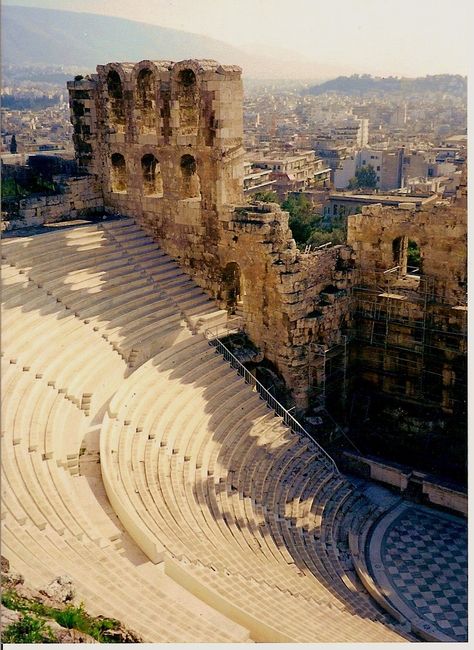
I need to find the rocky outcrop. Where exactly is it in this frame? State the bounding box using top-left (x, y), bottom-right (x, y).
top-left (1, 557), bottom-right (142, 643)
top-left (39, 575), bottom-right (75, 603)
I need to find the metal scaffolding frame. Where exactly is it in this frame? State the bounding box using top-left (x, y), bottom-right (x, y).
top-left (349, 266), bottom-right (467, 409)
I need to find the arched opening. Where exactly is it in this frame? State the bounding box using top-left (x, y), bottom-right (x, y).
top-left (179, 69), bottom-right (196, 87)
top-left (110, 153), bottom-right (127, 193)
top-left (72, 100), bottom-right (84, 117)
top-left (407, 240), bottom-right (422, 276)
top-left (136, 68), bottom-right (155, 132)
top-left (177, 68), bottom-right (198, 133)
top-left (222, 262), bottom-right (243, 313)
top-left (392, 235), bottom-right (408, 276)
top-left (106, 70), bottom-right (125, 130)
top-left (141, 154), bottom-right (163, 197)
top-left (180, 154), bottom-right (200, 198)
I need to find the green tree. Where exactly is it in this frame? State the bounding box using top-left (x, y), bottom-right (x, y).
top-left (348, 164), bottom-right (378, 190)
top-left (252, 190), bottom-right (278, 203)
top-left (347, 176), bottom-right (358, 190)
top-left (407, 240), bottom-right (421, 269)
top-left (281, 194), bottom-right (322, 245)
top-left (308, 226), bottom-right (346, 248)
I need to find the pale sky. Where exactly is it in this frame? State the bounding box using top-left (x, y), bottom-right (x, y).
top-left (5, 0), bottom-right (471, 75)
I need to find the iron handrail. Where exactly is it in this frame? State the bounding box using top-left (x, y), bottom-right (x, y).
top-left (205, 330), bottom-right (339, 474)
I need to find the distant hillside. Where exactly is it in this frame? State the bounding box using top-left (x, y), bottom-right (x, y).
top-left (1, 5), bottom-right (336, 80)
top-left (304, 74), bottom-right (467, 97)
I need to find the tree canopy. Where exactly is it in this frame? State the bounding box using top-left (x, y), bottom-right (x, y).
top-left (281, 194), bottom-right (321, 244)
top-left (348, 164), bottom-right (378, 190)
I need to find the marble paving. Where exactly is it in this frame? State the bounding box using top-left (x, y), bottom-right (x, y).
top-left (367, 502), bottom-right (467, 642)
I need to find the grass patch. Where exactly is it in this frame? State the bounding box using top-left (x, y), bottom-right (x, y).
top-left (2, 589), bottom-right (119, 642)
top-left (55, 604), bottom-right (116, 641)
top-left (2, 613), bottom-right (57, 643)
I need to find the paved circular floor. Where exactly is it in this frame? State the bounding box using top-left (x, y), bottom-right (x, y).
top-left (367, 502), bottom-right (467, 642)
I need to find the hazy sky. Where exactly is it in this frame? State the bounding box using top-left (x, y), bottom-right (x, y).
top-left (5, 0), bottom-right (470, 75)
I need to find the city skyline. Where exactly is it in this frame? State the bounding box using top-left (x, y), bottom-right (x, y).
top-left (4, 0), bottom-right (470, 77)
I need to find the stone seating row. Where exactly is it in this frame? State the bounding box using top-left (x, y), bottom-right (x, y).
top-left (2, 220), bottom-right (403, 642)
top-left (4, 217), bottom-right (228, 340)
top-left (98, 220), bottom-right (228, 332)
top-left (113, 354), bottom-right (315, 591)
top-left (1, 360), bottom-right (108, 543)
top-left (3, 219), bottom-right (220, 329)
top-left (2, 235), bottom-right (191, 369)
top-left (100, 335), bottom-right (404, 642)
top-left (102, 344), bottom-right (330, 592)
top-left (1, 518), bottom-right (248, 642)
top-left (0, 362), bottom-right (248, 642)
top-left (166, 554), bottom-right (401, 643)
top-left (1, 360), bottom-right (83, 463)
top-left (2, 284), bottom-right (126, 414)
top-left (2, 219), bottom-right (224, 364)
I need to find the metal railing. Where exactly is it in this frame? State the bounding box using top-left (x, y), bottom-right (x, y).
top-left (204, 316), bottom-right (243, 341)
top-left (205, 331), bottom-right (339, 474)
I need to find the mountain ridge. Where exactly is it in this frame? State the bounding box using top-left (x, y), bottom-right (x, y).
top-left (1, 5), bottom-right (342, 80)
top-left (304, 73), bottom-right (467, 96)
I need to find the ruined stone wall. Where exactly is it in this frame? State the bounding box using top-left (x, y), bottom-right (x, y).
top-left (68, 60), bottom-right (353, 408)
top-left (347, 202), bottom-right (467, 417)
top-left (347, 202), bottom-right (467, 304)
top-left (217, 203), bottom-right (354, 406)
top-left (1, 176), bottom-right (103, 231)
top-left (67, 60), bottom-right (466, 419)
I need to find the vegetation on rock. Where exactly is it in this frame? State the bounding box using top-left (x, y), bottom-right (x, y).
top-left (2, 613), bottom-right (57, 643)
top-left (1, 580), bottom-right (141, 644)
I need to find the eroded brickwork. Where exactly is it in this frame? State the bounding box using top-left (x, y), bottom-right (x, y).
top-left (68, 60), bottom-right (354, 408)
top-left (346, 201), bottom-right (466, 479)
top-left (67, 60), bottom-right (466, 421)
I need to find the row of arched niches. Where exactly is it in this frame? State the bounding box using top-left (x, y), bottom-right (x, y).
top-left (91, 60), bottom-right (240, 143)
top-left (109, 152), bottom-right (200, 198)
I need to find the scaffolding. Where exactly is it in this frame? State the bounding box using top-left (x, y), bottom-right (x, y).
top-left (309, 335), bottom-right (349, 411)
top-left (349, 266), bottom-right (467, 411)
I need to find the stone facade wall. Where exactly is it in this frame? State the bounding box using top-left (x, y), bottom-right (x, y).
top-left (346, 202), bottom-right (467, 419)
top-left (67, 60), bottom-right (466, 417)
top-left (67, 60), bottom-right (354, 408)
top-left (342, 452), bottom-right (467, 516)
top-left (2, 176), bottom-right (103, 231)
top-left (347, 202), bottom-right (467, 304)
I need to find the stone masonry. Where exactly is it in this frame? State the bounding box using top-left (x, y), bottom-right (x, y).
top-left (1, 176), bottom-right (102, 231)
top-left (67, 59), bottom-right (354, 408)
top-left (347, 201), bottom-right (467, 417)
top-left (67, 59), bottom-right (466, 416)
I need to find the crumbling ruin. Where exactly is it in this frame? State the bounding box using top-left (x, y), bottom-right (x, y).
top-left (67, 59), bottom-right (467, 480)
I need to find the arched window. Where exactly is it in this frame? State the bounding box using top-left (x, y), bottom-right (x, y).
top-left (141, 154), bottom-right (163, 197)
top-left (177, 68), bottom-right (198, 133)
top-left (110, 153), bottom-right (127, 193)
top-left (392, 235), bottom-right (407, 276)
top-left (392, 235), bottom-right (422, 280)
top-left (180, 154), bottom-right (200, 198)
top-left (179, 69), bottom-right (196, 87)
top-left (222, 262), bottom-right (243, 313)
top-left (136, 68), bottom-right (155, 132)
top-left (407, 240), bottom-right (422, 276)
top-left (106, 70), bottom-right (125, 130)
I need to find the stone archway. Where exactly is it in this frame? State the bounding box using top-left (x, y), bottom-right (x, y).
top-left (136, 68), bottom-right (156, 132)
top-left (106, 70), bottom-right (125, 131)
top-left (222, 262), bottom-right (243, 314)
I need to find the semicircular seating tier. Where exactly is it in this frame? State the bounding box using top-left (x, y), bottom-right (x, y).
top-left (1, 218), bottom-right (409, 643)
